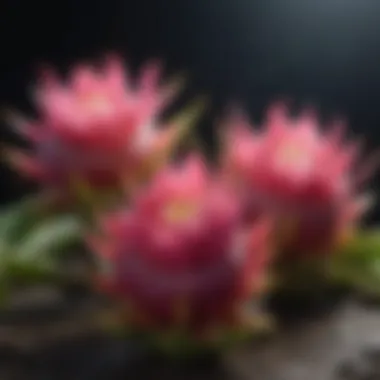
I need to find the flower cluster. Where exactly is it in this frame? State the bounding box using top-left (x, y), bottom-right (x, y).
top-left (220, 104), bottom-right (375, 258)
top-left (5, 55), bottom-right (186, 202)
top-left (4, 54), bottom-right (378, 347)
top-left (91, 155), bottom-right (272, 337)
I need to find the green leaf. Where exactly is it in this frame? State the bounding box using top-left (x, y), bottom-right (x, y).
top-left (0, 199), bottom-right (86, 292)
top-left (0, 195), bottom-right (51, 244)
top-left (165, 96), bottom-right (208, 154)
top-left (7, 259), bottom-right (56, 283)
top-left (0, 199), bottom-right (31, 239)
top-left (0, 275), bottom-right (11, 307)
top-left (0, 245), bottom-right (13, 306)
top-left (16, 214), bottom-right (83, 262)
top-left (328, 228), bottom-right (380, 296)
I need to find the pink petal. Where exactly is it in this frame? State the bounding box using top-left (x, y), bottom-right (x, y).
top-left (183, 153), bottom-right (208, 185)
top-left (103, 53), bottom-right (130, 94)
top-left (241, 218), bottom-right (273, 295)
top-left (138, 59), bottom-right (163, 94)
top-left (36, 64), bottom-right (61, 90)
top-left (337, 139), bottom-right (363, 173)
top-left (325, 118), bottom-right (347, 150)
top-left (71, 65), bottom-right (100, 95)
top-left (4, 148), bottom-right (46, 179)
top-left (353, 149), bottom-right (380, 188)
top-left (347, 193), bottom-right (374, 222)
top-left (99, 212), bottom-right (131, 240)
top-left (265, 101), bottom-right (290, 137)
top-left (135, 60), bottom-right (163, 117)
top-left (4, 110), bottom-right (43, 142)
top-left (87, 235), bottom-right (116, 260)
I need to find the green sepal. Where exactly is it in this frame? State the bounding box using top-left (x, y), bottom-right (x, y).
top-left (0, 195), bottom-right (85, 304)
top-left (274, 256), bottom-right (331, 293)
top-left (16, 214), bottom-right (82, 261)
top-left (164, 96), bottom-right (208, 156)
top-left (327, 227), bottom-right (380, 296)
top-left (0, 194), bottom-right (52, 243)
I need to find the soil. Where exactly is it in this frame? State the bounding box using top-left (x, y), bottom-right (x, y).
top-left (1, 287), bottom-right (380, 380)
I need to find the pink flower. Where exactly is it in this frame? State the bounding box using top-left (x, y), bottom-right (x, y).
top-left (89, 155), bottom-right (272, 334)
top-left (5, 55), bottom-right (184, 195)
top-left (220, 103), bottom-right (377, 257)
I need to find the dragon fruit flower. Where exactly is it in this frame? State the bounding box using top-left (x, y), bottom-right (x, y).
top-left (220, 103), bottom-right (377, 257)
top-left (89, 154), bottom-right (272, 337)
top-left (5, 55), bottom-right (188, 200)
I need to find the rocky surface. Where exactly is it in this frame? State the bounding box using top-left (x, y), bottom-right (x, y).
top-left (227, 300), bottom-right (380, 380)
top-left (1, 289), bottom-right (380, 380)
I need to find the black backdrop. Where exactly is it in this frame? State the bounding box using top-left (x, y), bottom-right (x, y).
top-left (1, 0), bottom-right (379, 220)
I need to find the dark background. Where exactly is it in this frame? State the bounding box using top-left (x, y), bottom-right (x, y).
top-left (0, 0), bottom-right (379, 219)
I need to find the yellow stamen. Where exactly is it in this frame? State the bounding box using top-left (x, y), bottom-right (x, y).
top-left (79, 93), bottom-right (111, 113)
top-left (164, 201), bottom-right (197, 223)
top-left (277, 143), bottom-right (308, 166)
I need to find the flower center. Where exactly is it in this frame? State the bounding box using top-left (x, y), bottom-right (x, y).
top-left (163, 200), bottom-right (197, 224)
top-left (274, 142), bottom-right (313, 175)
top-left (79, 93), bottom-right (111, 114)
top-left (279, 143), bottom-right (306, 163)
